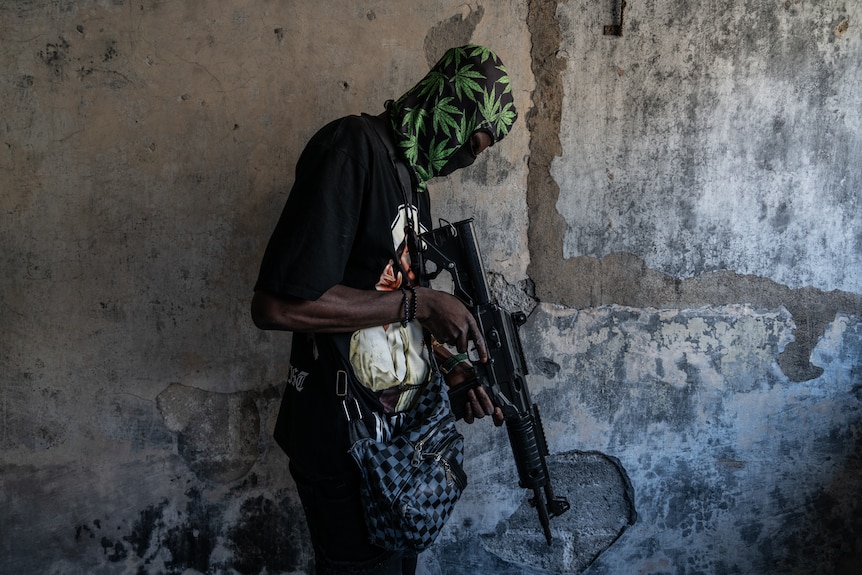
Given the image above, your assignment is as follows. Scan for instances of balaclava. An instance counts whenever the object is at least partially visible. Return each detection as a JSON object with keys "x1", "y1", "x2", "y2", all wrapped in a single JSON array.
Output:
[{"x1": 388, "y1": 45, "x2": 517, "y2": 191}]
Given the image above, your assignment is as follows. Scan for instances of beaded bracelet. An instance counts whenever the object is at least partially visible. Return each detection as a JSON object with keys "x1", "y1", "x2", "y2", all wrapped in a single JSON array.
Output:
[
  {"x1": 405, "y1": 285, "x2": 417, "y2": 322},
  {"x1": 400, "y1": 287, "x2": 410, "y2": 326}
]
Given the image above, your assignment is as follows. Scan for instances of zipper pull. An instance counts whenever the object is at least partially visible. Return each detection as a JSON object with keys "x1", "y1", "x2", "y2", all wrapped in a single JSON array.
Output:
[
  {"x1": 412, "y1": 440, "x2": 425, "y2": 467},
  {"x1": 440, "y1": 457, "x2": 454, "y2": 485}
]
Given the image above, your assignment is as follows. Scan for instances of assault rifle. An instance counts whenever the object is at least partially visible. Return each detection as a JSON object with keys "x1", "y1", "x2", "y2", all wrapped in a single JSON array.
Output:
[{"x1": 417, "y1": 218, "x2": 570, "y2": 545}]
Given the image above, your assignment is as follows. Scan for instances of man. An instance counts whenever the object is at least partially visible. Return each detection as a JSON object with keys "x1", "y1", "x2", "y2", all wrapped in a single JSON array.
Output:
[{"x1": 251, "y1": 45, "x2": 517, "y2": 574}]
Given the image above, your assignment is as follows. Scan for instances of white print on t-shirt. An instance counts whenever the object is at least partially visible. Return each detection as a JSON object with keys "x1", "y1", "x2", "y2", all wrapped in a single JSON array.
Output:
[
  {"x1": 348, "y1": 203, "x2": 430, "y2": 412},
  {"x1": 390, "y1": 203, "x2": 423, "y2": 251},
  {"x1": 286, "y1": 364, "x2": 309, "y2": 393}
]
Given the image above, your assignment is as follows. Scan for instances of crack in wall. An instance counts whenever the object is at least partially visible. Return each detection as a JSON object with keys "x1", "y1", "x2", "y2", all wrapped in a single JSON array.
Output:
[{"x1": 525, "y1": 0, "x2": 862, "y2": 383}]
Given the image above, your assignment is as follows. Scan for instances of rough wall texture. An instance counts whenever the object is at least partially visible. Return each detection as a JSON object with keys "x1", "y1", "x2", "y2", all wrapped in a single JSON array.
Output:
[
  {"x1": 521, "y1": 0, "x2": 862, "y2": 573},
  {"x1": 1, "y1": 1, "x2": 860, "y2": 574},
  {"x1": 521, "y1": 304, "x2": 861, "y2": 574}
]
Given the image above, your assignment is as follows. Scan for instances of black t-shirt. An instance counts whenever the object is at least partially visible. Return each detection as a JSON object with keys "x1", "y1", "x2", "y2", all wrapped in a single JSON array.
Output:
[{"x1": 255, "y1": 113, "x2": 433, "y2": 479}]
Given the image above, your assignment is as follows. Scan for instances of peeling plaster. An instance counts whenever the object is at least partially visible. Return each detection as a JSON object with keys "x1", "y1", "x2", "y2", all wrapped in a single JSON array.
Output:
[
  {"x1": 519, "y1": 303, "x2": 862, "y2": 574},
  {"x1": 430, "y1": 451, "x2": 635, "y2": 574},
  {"x1": 525, "y1": 0, "x2": 862, "y2": 383},
  {"x1": 156, "y1": 384, "x2": 260, "y2": 484}
]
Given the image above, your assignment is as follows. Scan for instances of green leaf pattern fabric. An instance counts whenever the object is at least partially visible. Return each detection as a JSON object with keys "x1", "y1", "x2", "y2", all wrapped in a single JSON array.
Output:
[{"x1": 388, "y1": 45, "x2": 517, "y2": 190}]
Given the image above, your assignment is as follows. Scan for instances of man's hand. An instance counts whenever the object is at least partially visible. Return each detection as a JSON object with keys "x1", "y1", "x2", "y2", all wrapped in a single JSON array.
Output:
[
  {"x1": 415, "y1": 287, "x2": 488, "y2": 362},
  {"x1": 433, "y1": 342, "x2": 504, "y2": 426},
  {"x1": 464, "y1": 386, "x2": 505, "y2": 426}
]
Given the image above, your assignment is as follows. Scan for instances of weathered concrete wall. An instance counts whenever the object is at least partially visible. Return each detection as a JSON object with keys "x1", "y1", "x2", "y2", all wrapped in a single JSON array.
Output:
[
  {"x1": 1, "y1": 1, "x2": 860, "y2": 574},
  {"x1": 518, "y1": 0, "x2": 862, "y2": 573}
]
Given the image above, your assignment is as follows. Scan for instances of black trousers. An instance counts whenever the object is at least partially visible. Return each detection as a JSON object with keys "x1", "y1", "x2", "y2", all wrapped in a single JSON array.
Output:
[{"x1": 290, "y1": 462, "x2": 417, "y2": 575}]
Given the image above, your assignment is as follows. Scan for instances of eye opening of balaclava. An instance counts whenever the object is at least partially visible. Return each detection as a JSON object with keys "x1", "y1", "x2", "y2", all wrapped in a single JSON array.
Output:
[
  {"x1": 435, "y1": 128, "x2": 491, "y2": 177},
  {"x1": 387, "y1": 45, "x2": 517, "y2": 191}
]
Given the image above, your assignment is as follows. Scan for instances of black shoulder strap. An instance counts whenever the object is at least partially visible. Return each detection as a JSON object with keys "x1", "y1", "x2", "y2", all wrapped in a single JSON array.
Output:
[
  {"x1": 363, "y1": 113, "x2": 415, "y2": 204},
  {"x1": 362, "y1": 113, "x2": 425, "y2": 282}
]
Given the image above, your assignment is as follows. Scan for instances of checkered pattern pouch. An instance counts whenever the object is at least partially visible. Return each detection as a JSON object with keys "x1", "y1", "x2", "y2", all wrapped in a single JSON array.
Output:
[{"x1": 348, "y1": 373, "x2": 467, "y2": 552}]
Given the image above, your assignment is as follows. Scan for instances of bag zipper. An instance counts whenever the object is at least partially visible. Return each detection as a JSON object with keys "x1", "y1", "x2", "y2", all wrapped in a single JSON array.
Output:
[
  {"x1": 410, "y1": 418, "x2": 454, "y2": 466},
  {"x1": 413, "y1": 432, "x2": 464, "y2": 489}
]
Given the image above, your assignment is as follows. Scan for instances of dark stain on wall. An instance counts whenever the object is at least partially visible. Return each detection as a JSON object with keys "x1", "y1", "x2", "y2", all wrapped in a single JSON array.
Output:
[
  {"x1": 524, "y1": 0, "x2": 862, "y2": 383},
  {"x1": 162, "y1": 489, "x2": 220, "y2": 574},
  {"x1": 769, "y1": 436, "x2": 862, "y2": 574},
  {"x1": 38, "y1": 36, "x2": 70, "y2": 79},
  {"x1": 102, "y1": 536, "x2": 129, "y2": 562},
  {"x1": 124, "y1": 499, "x2": 170, "y2": 562},
  {"x1": 102, "y1": 39, "x2": 118, "y2": 62},
  {"x1": 525, "y1": 0, "x2": 568, "y2": 288},
  {"x1": 227, "y1": 492, "x2": 309, "y2": 574},
  {"x1": 75, "y1": 486, "x2": 308, "y2": 574},
  {"x1": 112, "y1": 490, "x2": 217, "y2": 572}
]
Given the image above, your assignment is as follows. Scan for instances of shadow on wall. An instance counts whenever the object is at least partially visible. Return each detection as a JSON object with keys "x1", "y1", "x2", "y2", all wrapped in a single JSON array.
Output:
[{"x1": 780, "y1": 419, "x2": 862, "y2": 575}]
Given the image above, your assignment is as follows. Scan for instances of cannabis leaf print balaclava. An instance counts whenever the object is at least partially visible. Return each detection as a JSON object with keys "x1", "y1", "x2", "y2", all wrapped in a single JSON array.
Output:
[{"x1": 388, "y1": 45, "x2": 517, "y2": 191}]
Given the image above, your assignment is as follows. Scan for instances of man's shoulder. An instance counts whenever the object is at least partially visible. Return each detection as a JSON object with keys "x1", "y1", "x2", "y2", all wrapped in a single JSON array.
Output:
[
  {"x1": 298, "y1": 115, "x2": 387, "y2": 173},
  {"x1": 311, "y1": 114, "x2": 377, "y2": 149}
]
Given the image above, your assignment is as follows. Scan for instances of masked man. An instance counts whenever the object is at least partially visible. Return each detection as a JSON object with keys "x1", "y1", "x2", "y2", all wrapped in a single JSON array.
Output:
[{"x1": 252, "y1": 45, "x2": 517, "y2": 575}]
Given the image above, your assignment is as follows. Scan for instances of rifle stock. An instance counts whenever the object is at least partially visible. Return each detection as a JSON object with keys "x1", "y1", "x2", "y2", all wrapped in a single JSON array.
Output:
[{"x1": 418, "y1": 218, "x2": 571, "y2": 544}]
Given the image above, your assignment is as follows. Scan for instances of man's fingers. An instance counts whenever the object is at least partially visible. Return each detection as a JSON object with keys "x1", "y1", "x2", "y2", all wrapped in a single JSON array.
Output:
[
  {"x1": 493, "y1": 407, "x2": 505, "y2": 427},
  {"x1": 464, "y1": 395, "x2": 504, "y2": 426},
  {"x1": 466, "y1": 389, "x2": 485, "y2": 418},
  {"x1": 468, "y1": 317, "x2": 488, "y2": 363},
  {"x1": 454, "y1": 330, "x2": 469, "y2": 354},
  {"x1": 464, "y1": 402, "x2": 475, "y2": 424},
  {"x1": 463, "y1": 389, "x2": 504, "y2": 426},
  {"x1": 472, "y1": 386, "x2": 495, "y2": 416},
  {"x1": 424, "y1": 290, "x2": 487, "y2": 361}
]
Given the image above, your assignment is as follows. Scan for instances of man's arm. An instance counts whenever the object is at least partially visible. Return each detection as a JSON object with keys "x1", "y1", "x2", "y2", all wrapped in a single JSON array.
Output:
[
  {"x1": 251, "y1": 284, "x2": 502, "y2": 423},
  {"x1": 251, "y1": 284, "x2": 404, "y2": 333},
  {"x1": 251, "y1": 285, "x2": 486, "y2": 357}
]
